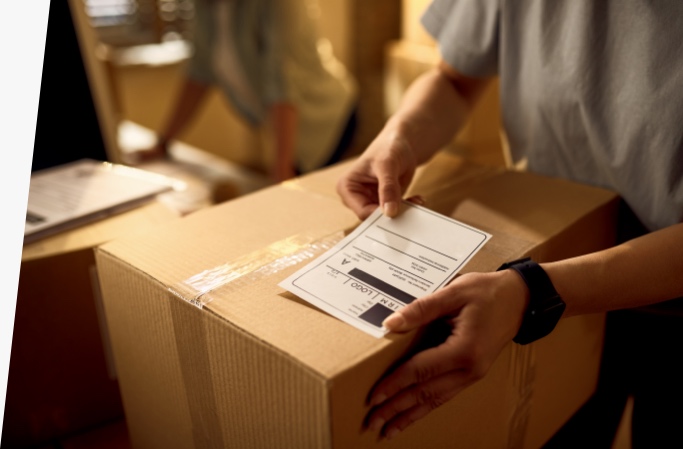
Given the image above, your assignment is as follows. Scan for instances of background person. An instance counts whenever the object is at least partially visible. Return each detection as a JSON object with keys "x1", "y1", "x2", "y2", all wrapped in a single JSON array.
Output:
[{"x1": 129, "y1": 0, "x2": 358, "y2": 183}]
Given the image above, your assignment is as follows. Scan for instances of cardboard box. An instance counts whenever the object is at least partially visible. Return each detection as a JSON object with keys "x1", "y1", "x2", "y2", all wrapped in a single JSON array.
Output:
[
  {"x1": 401, "y1": 0, "x2": 437, "y2": 46},
  {"x1": 3, "y1": 201, "x2": 179, "y2": 449},
  {"x1": 94, "y1": 152, "x2": 619, "y2": 449}
]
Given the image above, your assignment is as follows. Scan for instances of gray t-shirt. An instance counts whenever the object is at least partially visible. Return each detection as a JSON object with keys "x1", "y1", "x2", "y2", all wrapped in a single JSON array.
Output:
[{"x1": 422, "y1": 0, "x2": 683, "y2": 232}]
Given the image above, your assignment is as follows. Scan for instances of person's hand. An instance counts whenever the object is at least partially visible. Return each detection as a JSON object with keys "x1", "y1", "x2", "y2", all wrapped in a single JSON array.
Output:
[
  {"x1": 364, "y1": 269, "x2": 530, "y2": 440},
  {"x1": 336, "y1": 131, "x2": 419, "y2": 220},
  {"x1": 123, "y1": 139, "x2": 169, "y2": 166}
]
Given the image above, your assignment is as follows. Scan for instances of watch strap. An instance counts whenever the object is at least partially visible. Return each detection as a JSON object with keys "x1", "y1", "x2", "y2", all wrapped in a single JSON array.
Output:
[{"x1": 497, "y1": 257, "x2": 566, "y2": 345}]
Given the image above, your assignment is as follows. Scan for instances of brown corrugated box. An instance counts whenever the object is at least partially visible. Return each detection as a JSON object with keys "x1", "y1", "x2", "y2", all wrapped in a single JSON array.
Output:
[
  {"x1": 4, "y1": 201, "x2": 179, "y2": 449},
  {"x1": 94, "y1": 152, "x2": 619, "y2": 449}
]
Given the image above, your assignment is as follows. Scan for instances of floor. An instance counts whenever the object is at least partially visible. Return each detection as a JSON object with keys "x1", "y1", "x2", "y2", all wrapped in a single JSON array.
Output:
[{"x1": 44, "y1": 420, "x2": 132, "y2": 449}]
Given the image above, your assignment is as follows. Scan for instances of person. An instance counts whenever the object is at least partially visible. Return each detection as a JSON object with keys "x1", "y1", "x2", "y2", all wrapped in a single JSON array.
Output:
[
  {"x1": 128, "y1": 0, "x2": 358, "y2": 183},
  {"x1": 335, "y1": 0, "x2": 683, "y2": 446}
]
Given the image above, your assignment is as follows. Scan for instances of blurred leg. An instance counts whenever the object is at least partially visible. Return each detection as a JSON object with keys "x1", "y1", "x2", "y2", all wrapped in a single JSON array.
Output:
[{"x1": 630, "y1": 306, "x2": 683, "y2": 449}]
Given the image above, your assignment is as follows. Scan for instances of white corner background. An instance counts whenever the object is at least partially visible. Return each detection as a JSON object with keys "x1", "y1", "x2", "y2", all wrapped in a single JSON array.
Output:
[{"x1": 0, "y1": 1, "x2": 50, "y2": 434}]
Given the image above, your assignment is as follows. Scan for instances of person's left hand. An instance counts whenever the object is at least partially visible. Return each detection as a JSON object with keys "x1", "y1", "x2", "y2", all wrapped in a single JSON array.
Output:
[{"x1": 364, "y1": 269, "x2": 529, "y2": 440}]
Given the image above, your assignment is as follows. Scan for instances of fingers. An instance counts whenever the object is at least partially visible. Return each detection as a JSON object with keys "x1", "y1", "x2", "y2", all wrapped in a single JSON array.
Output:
[
  {"x1": 368, "y1": 334, "x2": 474, "y2": 406},
  {"x1": 336, "y1": 133, "x2": 417, "y2": 220},
  {"x1": 365, "y1": 332, "x2": 486, "y2": 439},
  {"x1": 366, "y1": 368, "x2": 474, "y2": 439},
  {"x1": 336, "y1": 171, "x2": 381, "y2": 220}
]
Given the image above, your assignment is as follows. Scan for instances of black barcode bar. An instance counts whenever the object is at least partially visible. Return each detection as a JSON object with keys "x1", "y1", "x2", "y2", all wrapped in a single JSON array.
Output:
[
  {"x1": 359, "y1": 303, "x2": 394, "y2": 327},
  {"x1": 348, "y1": 268, "x2": 416, "y2": 304}
]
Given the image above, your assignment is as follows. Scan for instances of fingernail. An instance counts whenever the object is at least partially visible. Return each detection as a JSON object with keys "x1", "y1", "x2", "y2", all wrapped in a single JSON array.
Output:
[
  {"x1": 383, "y1": 201, "x2": 398, "y2": 217},
  {"x1": 369, "y1": 418, "x2": 385, "y2": 432},
  {"x1": 370, "y1": 393, "x2": 386, "y2": 407},
  {"x1": 382, "y1": 312, "x2": 405, "y2": 331},
  {"x1": 386, "y1": 428, "x2": 400, "y2": 440}
]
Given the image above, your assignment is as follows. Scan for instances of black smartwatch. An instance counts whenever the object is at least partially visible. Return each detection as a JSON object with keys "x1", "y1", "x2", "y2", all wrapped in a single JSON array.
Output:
[{"x1": 497, "y1": 257, "x2": 566, "y2": 345}]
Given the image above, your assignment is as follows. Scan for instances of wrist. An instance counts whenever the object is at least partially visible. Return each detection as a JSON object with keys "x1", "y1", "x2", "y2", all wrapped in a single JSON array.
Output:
[{"x1": 495, "y1": 268, "x2": 530, "y2": 341}]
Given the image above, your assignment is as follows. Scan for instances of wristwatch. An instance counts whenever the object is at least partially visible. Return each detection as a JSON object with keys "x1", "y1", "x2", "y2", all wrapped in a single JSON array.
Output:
[{"x1": 497, "y1": 257, "x2": 566, "y2": 345}]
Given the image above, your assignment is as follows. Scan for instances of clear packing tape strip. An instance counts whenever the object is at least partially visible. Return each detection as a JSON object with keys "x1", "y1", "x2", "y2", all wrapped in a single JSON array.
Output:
[
  {"x1": 169, "y1": 230, "x2": 348, "y2": 309},
  {"x1": 508, "y1": 342, "x2": 535, "y2": 449}
]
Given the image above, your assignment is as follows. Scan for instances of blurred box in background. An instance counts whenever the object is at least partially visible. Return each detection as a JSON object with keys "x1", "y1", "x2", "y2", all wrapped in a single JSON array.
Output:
[{"x1": 3, "y1": 201, "x2": 179, "y2": 449}]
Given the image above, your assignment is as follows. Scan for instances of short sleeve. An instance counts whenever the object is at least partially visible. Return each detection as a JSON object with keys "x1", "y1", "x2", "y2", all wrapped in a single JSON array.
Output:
[
  {"x1": 420, "y1": 0, "x2": 500, "y2": 77},
  {"x1": 260, "y1": 0, "x2": 288, "y2": 104},
  {"x1": 185, "y1": 2, "x2": 217, "y2": 84}
]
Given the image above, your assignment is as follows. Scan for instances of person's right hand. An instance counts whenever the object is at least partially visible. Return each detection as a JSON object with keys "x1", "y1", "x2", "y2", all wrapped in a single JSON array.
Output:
[
  {"x1": 336, "y1": 130, "x2": 419, "y2": 220},
  {"x1": 364, "y1": 268, "x2": 529, "y2": 440}
]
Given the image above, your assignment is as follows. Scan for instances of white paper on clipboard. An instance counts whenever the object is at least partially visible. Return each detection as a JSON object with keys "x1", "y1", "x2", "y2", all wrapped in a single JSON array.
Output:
[
  {"x1": 24, "y1": 159, "x2": 179, "y2": 244},
  {"x1": 279, "y1": 201, "x2": 492, "y2": 338}
]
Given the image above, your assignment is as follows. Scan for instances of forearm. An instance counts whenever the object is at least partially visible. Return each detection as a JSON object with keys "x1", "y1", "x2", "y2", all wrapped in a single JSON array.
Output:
[
  {"x1": 158, "y1": 77, "x2": 210, "y2": 146},
  {"x1": 542, "y1": 222, "x2": 683, "y2": 316},
  {"x1": 382, "y1": 63, "x2": 490, "y2": 165},
  {"x1": 270, "y1": 102, "x2": 298, "y2": 181}
]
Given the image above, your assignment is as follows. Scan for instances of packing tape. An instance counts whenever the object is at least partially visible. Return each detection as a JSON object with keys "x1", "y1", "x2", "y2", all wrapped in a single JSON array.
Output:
[
  {"x1": 167, "y1": 230, "x2": 346, "y2": 448},
  {"x1": 507, "y1": 340, "x2": 536, "y2": 449},
  {"x1": 169, "y1": 230, "x2": 346, "y2": 308},
  {"x1": 169, "y1": 299, "x2": 226, "y2": 449}
]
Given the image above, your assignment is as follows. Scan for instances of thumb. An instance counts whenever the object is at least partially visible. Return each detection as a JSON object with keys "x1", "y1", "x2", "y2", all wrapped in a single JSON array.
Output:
[
  {"x1": 375, "y1": 159, "x2": 404, "y2": 218},
  {"x1": 382, "y1": 290, "x2": 454, "y2": 332}
]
